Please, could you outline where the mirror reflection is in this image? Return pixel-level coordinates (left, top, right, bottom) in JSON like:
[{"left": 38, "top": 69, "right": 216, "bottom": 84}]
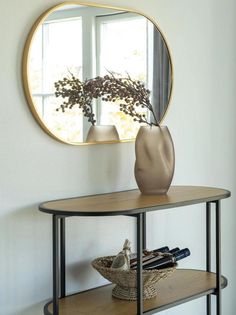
[{"left": 25, "top": 3, "right": 172, "bottom": 144}]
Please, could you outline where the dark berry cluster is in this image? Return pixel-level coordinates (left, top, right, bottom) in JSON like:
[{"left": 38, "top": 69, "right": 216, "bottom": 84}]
[{"left": 54, "top": 72, "right": 159, "bottom": 126}]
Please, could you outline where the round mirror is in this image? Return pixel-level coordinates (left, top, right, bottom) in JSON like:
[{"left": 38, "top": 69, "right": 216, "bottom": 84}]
[{"left": 22, "top": 2, "right": 173, "bottom": 145}]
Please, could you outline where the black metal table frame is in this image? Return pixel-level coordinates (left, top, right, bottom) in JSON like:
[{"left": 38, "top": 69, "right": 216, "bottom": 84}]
[{"left": 47, "top": 200, "right": 222, "bottom": 315}]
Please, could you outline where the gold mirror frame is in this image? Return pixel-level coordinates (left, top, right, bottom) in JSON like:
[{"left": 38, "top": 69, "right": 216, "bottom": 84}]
[{"left": 22, "top": 1, "right": 174, "bottom": 145}]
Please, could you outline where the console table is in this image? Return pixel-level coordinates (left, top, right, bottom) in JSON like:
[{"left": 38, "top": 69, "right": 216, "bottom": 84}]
[{"left": 39, "top": 186, "right": 231, "bottom": 315}]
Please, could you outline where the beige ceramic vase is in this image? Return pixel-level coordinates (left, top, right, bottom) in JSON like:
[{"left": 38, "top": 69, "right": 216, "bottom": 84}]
[
  {"left": 86, "top": 125, "right": 120, "bottom": 142},
  {"left": 134, "top": 125, "right": 175, "bottom": 195}
]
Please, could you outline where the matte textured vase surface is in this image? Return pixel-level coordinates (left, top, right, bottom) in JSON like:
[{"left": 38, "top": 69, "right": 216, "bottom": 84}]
[
  {"left": 86, "top": 125, "right": 120, "bottom": 142},
  {"left": 134, "top": 126, "right": 175, "bottom": 195}
]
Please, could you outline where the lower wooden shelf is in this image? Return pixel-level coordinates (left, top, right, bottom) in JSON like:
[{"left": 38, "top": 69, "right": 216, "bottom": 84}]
[{"left": 45, "top": 269, "right": 227, "bottom": 315}]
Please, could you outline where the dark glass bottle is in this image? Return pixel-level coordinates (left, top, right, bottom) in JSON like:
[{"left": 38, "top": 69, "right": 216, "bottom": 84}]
[
  {"left": 150, "top": 246, "right": 170, "bottom": 254},
  {"left": 130, "top": 246, "right": 169, "bottom": 260},
  {"left": 168, "top": 247, "right": 180, "bottom": 255},
  {"left": 130, "top": 247, "right": 180, "bottom": 268},
  {"left": 143, "top": 248, "right": 191, "bottom": 270},
  {"left": 130, "top": 246, "right": 170, "bottom": 267}
]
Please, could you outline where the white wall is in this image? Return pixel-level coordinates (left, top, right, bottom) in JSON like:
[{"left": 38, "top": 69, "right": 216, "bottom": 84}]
[{"left": 0, "top": 0, "right": 235, "bottom": 315}]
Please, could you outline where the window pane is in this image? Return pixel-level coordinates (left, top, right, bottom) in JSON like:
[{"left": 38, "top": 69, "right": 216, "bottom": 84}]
[
  {"left": 44, "top": 18, "right": 83, "bottom": 93},
  {"left": 43, "top": 96, "right": 83, "bottom": 143},
  {"left": 98, "top": 15, "right": 147, "bottom": 139},
  {"left": 100, "top": 102, "right": 145, "bottom": 140},
  {"left": 29, "top": 26, "right": 43, "bottom": 93},
  {"left": 29, "top": 17, "right": 83, "bottom": 143},
  {"left": 99, "top": 16, "right": 147, "bottom": 80}
]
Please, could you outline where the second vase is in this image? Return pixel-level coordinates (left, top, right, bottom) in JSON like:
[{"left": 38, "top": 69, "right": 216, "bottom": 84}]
[{"left": 134, "top": 125, "right": 175, "bottom": 195}]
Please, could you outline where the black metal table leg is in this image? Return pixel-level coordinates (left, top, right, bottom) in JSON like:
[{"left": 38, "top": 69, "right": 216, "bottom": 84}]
[
  {"left": 206, "top": 202, "right": 211, "bottom": 315},
  {"left": 142, "top": 212, "right": 146, "bottom": 250},
  {"left": 52, "top": 215, "right": 60, "bottom": 315},
  {"left": 137, "top": 213, "right": 144, "bottom": 315},
  {"left": 60, "top": 217, "right": 66, "bottom": 298},
  {"left": 215, "top": 200, "right": 221, "bottom": 315}
]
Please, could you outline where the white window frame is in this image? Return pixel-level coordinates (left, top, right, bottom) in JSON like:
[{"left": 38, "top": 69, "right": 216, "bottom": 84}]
[
  {"left": 32, "top": 7, "right": 153, "bottom": 141},
  {"left": 95, "top": 12, "right": 151, "bottom": 124}
]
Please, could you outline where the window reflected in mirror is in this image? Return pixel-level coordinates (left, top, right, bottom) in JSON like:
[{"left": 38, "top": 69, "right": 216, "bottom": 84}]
[{"left": 23, "top": 3, "right": 172, "bottom": 144}]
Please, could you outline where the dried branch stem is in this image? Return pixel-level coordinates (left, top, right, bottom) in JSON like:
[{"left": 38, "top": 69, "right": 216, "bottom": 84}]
[{"left": 54, "top": 72, "right": 159, "bottom": 127}]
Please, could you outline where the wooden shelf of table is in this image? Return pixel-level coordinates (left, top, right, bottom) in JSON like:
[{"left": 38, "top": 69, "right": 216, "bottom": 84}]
[{"left": 45, "top": 269, "right": 227, "bottom": 315}]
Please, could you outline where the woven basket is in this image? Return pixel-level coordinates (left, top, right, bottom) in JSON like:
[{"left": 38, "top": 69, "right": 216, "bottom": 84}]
[{"left": 92, "top": 255, "right": 176, "bottom": 301}]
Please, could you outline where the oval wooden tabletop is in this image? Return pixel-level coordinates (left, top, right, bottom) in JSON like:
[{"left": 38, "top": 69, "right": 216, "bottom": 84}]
[{"left": 39, "top": 186, "right": 230, "bottom": 216}]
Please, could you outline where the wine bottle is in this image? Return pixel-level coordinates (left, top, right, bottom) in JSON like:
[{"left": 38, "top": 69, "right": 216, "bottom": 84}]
[
  {"left": 143, "top": 248, "right": 190, "bottom": 270},
  {"left": 168, "top": 247, "right": 180, "bottom": 254},
  {"left": 149, "top": 246, "right": 170, "bottom": 254},
  {"left": 130, "top": 246, "right": 170, "bottom": 267},
  {"left": 130, "top": 246, "right": 169, "bottom": 261},
  {"left": 130, "top": 247, "right": 179, "bottom": 268}
]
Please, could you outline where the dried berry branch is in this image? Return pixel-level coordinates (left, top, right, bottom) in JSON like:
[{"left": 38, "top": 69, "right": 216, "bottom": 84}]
[
  {"left": 84, "top": 72, "right": 159, "bottom": 126},
  {"left": 54, "top": 75, "right": 96, "bottom": 125},
  {"left": 54, "top": 72, "right": 159, "bottom": 127}
]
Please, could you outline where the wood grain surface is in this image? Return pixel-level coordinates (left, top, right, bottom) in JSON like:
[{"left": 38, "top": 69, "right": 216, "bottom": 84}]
[
  {"left": 39, "top": 186, "right": 230, "bottom": 216},
  {"left": 47, "top": 269, "right": 227, "bottom": 314}
]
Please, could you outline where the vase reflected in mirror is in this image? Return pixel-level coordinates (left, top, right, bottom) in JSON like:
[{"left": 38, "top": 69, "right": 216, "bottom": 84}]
[{"left": 86, "top": 125, "right": 120, "bottom": 143}]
